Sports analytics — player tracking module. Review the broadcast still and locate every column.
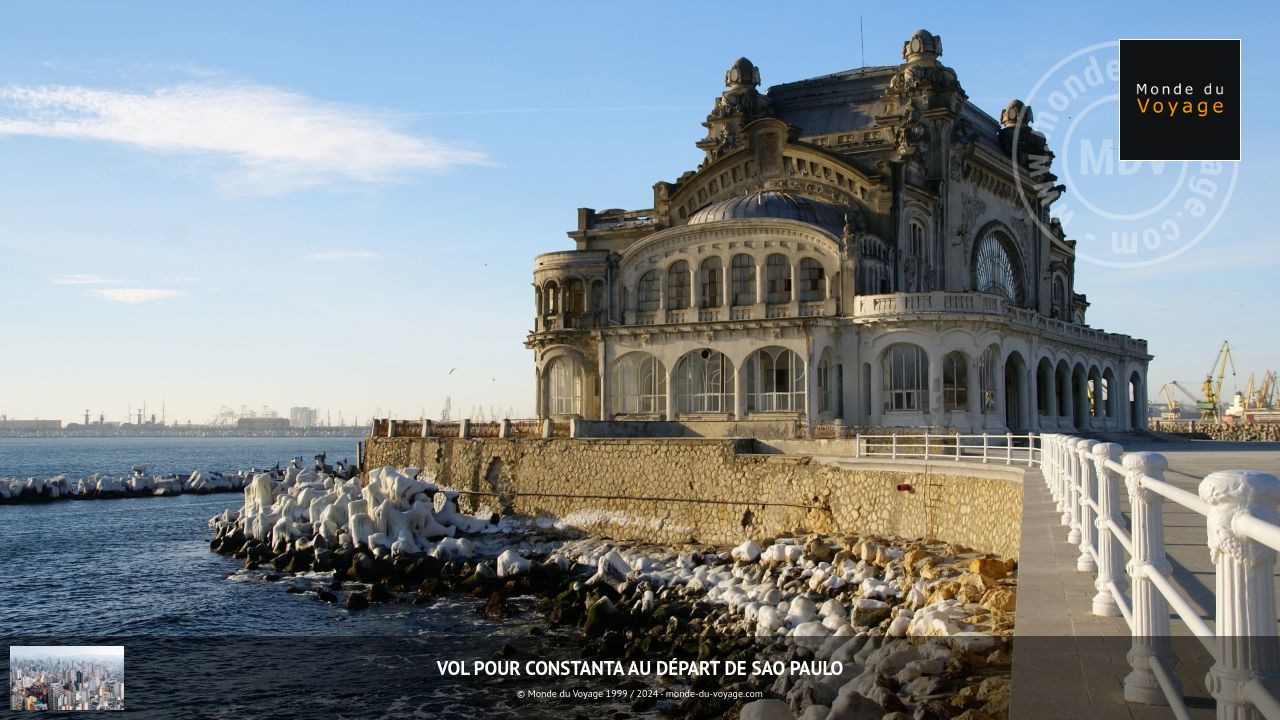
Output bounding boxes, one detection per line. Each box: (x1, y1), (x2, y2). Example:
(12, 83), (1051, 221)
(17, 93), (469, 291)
(995, 358), (1007, 431)
(927, 350), (943, 423)
(966, 357), (981, 432)
(1122, 451), (1179, 704)
(1025, 365), (1037, 431)
(665, 362), (677, 421)
(1200, 470), (1280, 720)
(1062, 370), (1075, 431)
(734, 354), (748, 420)
(870, 357), (884, 426)
(597, 341), (610, 420)
(805, 347), (820, 424)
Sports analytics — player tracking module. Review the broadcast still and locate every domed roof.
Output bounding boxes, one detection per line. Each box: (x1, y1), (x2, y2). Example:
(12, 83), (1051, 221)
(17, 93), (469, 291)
(686, 191), (847, 235)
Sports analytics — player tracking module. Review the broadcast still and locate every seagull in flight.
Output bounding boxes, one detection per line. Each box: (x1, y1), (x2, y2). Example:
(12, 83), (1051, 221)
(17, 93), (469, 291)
(449, 368), (457, 375)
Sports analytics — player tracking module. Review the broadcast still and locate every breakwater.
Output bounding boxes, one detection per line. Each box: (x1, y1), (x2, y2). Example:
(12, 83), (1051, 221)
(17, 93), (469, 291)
(363, 437), (1026, 559)
(207, 463), (1016, 719)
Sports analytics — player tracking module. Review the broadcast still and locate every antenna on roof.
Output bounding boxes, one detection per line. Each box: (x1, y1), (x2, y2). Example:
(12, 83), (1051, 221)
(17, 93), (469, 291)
(860, 15), (866, 67)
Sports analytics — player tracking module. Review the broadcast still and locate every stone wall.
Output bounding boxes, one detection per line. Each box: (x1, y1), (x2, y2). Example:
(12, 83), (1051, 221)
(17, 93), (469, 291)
(364, 437), (1025, 559)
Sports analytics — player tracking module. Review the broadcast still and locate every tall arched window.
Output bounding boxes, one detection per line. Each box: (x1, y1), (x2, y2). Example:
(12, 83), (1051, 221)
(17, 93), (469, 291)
(744, 347), (805, 412)
(699, 257), (723, 308)
(611, 353), (666, 415)
(942, 351), (968, 411)
(564, 278), (585, 316)
(547, 357), (583, 416)
(905, 220), (926, 292)
(666, 261), (690, 310)
(675, 349), (734, 414)
(1051, 276), (1067, 319)
(798, 258), (825, 302)
(978, 346), (999, 413)
(973, 229), (1025, 305)
(882, 344), (928, 412)
(544, 280), (559, 314)
(765, 254), (791, 304)
(731, 254), (756, 306)
(637, 270), (661, 311)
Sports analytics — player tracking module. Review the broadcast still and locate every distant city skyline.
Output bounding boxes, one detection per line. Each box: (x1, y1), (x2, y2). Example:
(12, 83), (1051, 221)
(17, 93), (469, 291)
(2, 2), (1277, 422)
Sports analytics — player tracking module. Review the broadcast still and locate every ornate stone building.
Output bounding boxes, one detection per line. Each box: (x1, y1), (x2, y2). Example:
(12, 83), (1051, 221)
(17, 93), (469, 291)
(527, 30), (1150, 434)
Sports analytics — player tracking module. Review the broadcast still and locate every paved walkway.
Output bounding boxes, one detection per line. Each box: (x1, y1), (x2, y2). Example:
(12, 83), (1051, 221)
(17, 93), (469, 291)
(1012, 440), (1280, 719)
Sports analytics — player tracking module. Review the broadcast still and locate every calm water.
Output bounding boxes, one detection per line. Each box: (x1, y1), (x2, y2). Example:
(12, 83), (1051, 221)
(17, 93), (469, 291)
(0, 438), (599, 719)
(0, 436), (364, 477)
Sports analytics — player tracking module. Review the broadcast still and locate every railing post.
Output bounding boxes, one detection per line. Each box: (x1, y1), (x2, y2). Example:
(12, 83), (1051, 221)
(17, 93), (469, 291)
(385, 419), (394, 438)
(1122, 451), (1177, 705)
(1006, 432), (1013, 465)
(923, 432), (930, 460)
(854, 433), (861, 459)
(955, 432), (961, 461)
(499, 418), (511, 438)
(541, 418), (553, 439)
(982, 433), (989, 463)
(891, 433), (898, 459)
(1091, 442), (1125, 616)
(1066, 439), (1083, 543)
(459, 418), (470, 438)
(1076, 439), (1099, 572)
(1199, 470), (1280, 720)
(1027, 432), (1037, 467)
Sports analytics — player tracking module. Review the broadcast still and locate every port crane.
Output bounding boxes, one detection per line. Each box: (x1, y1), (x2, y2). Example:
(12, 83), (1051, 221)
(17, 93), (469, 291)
(1243, 371), (1277, 410)
(1197, 341), (1236, 421)
(1160, 381), (1203, 420)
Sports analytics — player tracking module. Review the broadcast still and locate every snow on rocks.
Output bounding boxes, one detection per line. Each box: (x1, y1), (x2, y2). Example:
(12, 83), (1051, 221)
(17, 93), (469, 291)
(0, 466), (271, 504)
(210, 465), (498, 564)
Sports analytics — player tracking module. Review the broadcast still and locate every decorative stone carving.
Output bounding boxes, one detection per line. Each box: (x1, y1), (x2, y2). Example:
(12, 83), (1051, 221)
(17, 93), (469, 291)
(1199, 470), (1280, 565)
(698, 57), (774, 165)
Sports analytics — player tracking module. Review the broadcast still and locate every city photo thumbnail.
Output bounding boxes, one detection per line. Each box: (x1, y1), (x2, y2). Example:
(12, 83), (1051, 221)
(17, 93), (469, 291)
(9, 646), (124, 711)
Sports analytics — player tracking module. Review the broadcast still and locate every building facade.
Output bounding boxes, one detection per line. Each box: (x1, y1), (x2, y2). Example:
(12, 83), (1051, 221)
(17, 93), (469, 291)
(526, 30), (1150, 434)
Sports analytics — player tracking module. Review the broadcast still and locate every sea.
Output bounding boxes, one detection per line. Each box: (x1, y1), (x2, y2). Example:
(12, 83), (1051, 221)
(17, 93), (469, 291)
(0, 437), (617, 719)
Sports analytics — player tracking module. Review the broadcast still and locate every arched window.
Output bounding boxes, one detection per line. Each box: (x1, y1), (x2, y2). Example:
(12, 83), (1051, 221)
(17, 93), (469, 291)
(637, 270), (661, 311)
(942, 351), (968, 411)
(564, 278), (585, 315)
(1051, 276), (1067, 319)
(547, 357), (582, 416)
(731, 254), (756, 306)
(905, 220), (926, 292)
(675, 349), (734, 414)
(666, 261), (690, 310)
(744, 347), (805, 412)
(973, 229), (1024, 305)
(699, 257), (723, 308)
(535, 286), (543, 316)
(765, 254), (791, 304)
(611, 353), (666, 415)
(882, 344), (928, 412)
(798, 258), (825, 302)
(978, 346), (999, 413)
(544, 280), (559, 315)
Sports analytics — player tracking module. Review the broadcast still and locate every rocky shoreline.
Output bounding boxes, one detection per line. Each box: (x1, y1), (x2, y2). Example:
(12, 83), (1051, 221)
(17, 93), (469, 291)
(208, 465), (1016, 720)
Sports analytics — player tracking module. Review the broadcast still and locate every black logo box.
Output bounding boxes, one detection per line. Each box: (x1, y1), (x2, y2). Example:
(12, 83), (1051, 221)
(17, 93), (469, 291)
(1119, 39), (1240, 161)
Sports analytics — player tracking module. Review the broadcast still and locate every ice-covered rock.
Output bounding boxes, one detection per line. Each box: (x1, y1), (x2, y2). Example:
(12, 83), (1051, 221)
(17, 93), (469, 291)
(731, 539), (762, 563)
(496, 549), (531, 578)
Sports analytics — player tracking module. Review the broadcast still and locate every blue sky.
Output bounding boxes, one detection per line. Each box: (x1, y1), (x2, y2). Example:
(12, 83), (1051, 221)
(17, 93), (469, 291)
(1, 1), (1276, 424)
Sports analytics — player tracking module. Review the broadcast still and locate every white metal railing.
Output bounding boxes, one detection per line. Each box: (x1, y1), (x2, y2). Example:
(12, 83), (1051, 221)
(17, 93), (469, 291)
(851, 431), (1040, 466)
(1040, 433), (1280, 720)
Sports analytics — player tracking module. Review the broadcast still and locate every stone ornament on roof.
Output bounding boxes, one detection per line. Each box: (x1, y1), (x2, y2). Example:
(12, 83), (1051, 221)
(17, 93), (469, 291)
(699, 57), (774, 165)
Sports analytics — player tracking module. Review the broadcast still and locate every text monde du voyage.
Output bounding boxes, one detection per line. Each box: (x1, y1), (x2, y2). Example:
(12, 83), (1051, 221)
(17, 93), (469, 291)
(1134, 82), (1228, 118)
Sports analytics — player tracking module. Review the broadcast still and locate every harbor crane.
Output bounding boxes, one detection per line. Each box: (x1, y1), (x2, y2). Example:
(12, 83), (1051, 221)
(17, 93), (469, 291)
(1162, 381), (1203, 420)
(1197, 340), (1236, 421)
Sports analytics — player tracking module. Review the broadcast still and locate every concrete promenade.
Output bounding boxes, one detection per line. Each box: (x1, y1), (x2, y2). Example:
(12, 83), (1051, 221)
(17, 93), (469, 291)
(1012, 440), (1280, 719)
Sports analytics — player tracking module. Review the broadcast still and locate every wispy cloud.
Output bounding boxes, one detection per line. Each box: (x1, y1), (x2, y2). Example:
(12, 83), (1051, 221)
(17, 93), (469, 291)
(303, 250), (382, 261)
(52, 273), (115, 285)
(89, 288), (183, 304)
(0, 83), (489, 194)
